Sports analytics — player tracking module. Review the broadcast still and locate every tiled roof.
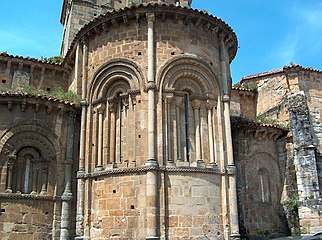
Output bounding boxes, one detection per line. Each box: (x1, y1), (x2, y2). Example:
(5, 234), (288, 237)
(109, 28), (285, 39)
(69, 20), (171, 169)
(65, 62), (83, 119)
(231, 87), (256, 92)
(0, 52), (62, 66)
(231, 116), (289, 131)
(283, 64), (322, 73)
(0, 91), (80, 108)
(241, 64), (322, 82)
(241, 68), (284, 81)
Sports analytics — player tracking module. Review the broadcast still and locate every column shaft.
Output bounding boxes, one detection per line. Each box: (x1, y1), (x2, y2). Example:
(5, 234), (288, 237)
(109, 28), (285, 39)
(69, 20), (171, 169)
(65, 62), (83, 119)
(76, 39), (88, 239)
(145, 12), (159, 240)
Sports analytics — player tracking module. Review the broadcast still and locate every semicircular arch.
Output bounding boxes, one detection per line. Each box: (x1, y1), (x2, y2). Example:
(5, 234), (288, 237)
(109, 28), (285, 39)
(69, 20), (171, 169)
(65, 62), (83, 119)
(157, 55), (221, 96)
(89, 58), (145, 102)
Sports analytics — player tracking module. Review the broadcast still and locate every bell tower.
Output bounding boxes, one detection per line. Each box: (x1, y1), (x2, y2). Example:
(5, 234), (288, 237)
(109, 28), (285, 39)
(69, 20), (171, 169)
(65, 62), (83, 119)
(60, 0), (192, 56)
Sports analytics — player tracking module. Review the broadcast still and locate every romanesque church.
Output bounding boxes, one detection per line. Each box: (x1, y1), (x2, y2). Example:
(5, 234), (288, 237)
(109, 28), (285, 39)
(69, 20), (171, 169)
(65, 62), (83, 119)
(0, 0), (321, 239)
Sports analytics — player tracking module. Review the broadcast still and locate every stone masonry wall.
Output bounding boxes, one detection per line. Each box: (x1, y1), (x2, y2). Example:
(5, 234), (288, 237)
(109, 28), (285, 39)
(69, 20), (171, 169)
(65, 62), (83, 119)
(233, 125), (288, 237)
(90, 173), (147, 239)
(0, 56), (68, 93)
(161, 172), (223, 239)
(230, 89), (256, 118)
(0, 200), (54, 240)
(241, 72), (290, 124)
(298, 70), (322, 192)
(86, 16), (221, 89)
(89, 171), (224, 240)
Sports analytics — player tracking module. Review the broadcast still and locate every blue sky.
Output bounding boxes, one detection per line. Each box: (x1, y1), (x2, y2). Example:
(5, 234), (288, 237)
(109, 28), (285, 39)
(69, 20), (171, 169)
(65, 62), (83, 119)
(0, 1), (321, 82)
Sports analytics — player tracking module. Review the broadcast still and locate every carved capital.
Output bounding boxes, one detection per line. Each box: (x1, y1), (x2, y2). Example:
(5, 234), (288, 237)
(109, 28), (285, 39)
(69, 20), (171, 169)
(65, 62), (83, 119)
(146, 82), (157, 91)
(222, 94), (230, 102)
(226, 165), (237, 175)
(80, 99), (87, 107)
(175, 96), (183, 107)
(96, 103), (106, 114)
(107, 97), (117, 113)
(191, 99), (201, 110)
(206, 99), (215, 110)
(146, 12), (155, 22)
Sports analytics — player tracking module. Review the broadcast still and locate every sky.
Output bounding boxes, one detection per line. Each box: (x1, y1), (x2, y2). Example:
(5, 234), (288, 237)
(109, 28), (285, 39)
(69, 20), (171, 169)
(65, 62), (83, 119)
(0, 1), (321, 82)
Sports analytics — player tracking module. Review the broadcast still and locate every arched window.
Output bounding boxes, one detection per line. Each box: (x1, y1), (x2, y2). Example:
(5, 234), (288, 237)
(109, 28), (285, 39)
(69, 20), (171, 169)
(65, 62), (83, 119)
(258, 168), (271, 203)
(6, 147), (48, 195)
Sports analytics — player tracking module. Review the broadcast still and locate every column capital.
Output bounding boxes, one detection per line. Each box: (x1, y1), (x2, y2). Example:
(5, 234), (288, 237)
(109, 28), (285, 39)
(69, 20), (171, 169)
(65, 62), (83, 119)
(206, 99), (215, 110)
(146, 12), (156, 22)
(175, 96), (183, 107)
(191, 98), (201, 110)
(96, 103), (106, 113)
(164, 93), (174, 103)
(222, 94), (230, 102)
(107, 97), (117, 113)
(146, 82), (157, 90)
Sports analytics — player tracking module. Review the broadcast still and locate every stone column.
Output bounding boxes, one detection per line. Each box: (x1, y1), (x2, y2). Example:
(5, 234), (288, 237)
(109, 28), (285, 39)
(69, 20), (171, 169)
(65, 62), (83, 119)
(146, 12), (157, 166)
(175, 96), (183, 162)
(60, 112), (76, 240)
(109, 100), (117, 165)
(191, 99), (202, 162)
(223, 95), (240, 239)
(145, 12), (159, 240)
(96, 104), (105, 170)
(206, 99), (216, 167)
(219, 31), (240, 239)
(166, 94), (174, 165)
(40, 164), (48, 195)
(76, 38), (88, 239)
(31, 162), (39, 194)
(5, 155), (15, 193)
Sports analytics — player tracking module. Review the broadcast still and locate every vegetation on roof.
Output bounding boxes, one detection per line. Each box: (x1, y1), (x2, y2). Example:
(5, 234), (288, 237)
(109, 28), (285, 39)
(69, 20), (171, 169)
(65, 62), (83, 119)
(0, 85), (80, 104)
(41, 55), (64, 63)
(231, 115), (289, 130)
(233, 81), (258, 91)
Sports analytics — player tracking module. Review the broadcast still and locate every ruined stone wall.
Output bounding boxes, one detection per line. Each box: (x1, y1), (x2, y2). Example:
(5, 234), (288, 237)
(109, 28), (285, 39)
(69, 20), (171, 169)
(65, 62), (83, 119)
(233, 125), (288, 237)
(299, 70), (322, 159)
(241, 72), (290, 123)
(230, 89), (256, 118)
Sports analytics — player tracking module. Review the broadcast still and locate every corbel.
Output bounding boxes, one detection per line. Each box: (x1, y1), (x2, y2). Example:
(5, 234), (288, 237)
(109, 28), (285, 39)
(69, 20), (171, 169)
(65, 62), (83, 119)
(21, 102), (26, 112)
(102, 22), (109, 32)
(123, 16), (129, 26)
(7, 101), (13, 111)
(111, 19), (119, 28)
(204, 22), (211, 32)
(194, 18), (201, 27)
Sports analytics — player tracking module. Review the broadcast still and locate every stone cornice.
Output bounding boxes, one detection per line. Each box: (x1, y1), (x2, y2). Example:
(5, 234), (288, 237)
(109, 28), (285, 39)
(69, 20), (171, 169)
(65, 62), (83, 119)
(0, 52), (64, 70)
(77, 165), (237, 179)
(0, 193), (57, 201)
(0, 92), (81, 110)
(64, 4), (238, 65)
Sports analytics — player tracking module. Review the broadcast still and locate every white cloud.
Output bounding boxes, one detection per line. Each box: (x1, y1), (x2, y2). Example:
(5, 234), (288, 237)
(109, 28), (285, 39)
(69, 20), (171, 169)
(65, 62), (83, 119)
(270, 1), (322, 66)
